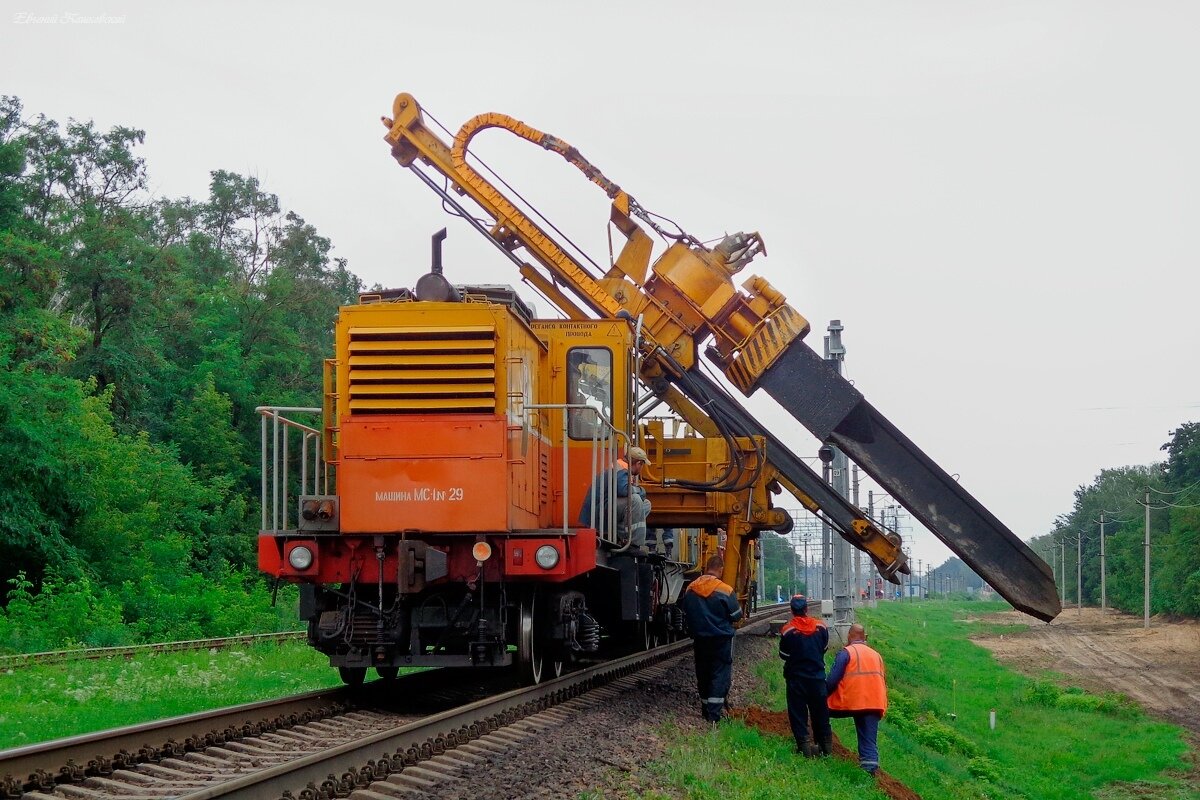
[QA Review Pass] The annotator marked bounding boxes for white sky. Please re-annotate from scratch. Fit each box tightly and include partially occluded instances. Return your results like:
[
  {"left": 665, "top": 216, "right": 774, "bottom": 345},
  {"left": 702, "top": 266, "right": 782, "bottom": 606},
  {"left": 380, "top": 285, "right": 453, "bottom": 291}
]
[{"left": 4, "top": 1, "right": 1198, "bottom": 573}]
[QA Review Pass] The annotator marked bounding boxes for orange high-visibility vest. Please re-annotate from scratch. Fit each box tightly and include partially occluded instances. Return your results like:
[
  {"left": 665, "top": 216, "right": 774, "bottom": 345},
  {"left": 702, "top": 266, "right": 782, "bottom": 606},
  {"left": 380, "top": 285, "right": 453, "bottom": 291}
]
[{"left": 827, "top": 642, "right": 888, "bottom": 715}]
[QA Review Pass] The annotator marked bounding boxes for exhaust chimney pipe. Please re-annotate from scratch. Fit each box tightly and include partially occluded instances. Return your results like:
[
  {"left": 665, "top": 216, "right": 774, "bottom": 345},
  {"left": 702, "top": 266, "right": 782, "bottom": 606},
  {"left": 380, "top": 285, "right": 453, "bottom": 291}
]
[
  {"left": 415, "top": 228, "right": 461, "bottom": 301},
  {"left": 431, "top": 227, "right": 447, "bottom": 275}
]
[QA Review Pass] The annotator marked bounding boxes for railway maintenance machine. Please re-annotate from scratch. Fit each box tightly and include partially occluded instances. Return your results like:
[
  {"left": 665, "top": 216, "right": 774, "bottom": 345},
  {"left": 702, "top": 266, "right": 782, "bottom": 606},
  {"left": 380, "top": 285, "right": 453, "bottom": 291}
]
[{"left": 257, "top": 93, "right": 1061, "bottom": 685}]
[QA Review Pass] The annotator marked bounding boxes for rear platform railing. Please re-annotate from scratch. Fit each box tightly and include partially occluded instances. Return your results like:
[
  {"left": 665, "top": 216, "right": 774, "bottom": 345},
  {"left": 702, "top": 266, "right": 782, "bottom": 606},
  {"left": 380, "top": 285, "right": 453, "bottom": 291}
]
[{"left": 258, "top": 406, "right": 325, "bottom": 534}]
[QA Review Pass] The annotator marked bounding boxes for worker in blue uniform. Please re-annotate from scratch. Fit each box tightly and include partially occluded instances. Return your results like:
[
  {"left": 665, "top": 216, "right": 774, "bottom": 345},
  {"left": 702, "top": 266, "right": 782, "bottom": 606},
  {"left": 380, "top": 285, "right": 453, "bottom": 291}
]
[
  {"left": 578, "top": 446, "right": 651, "bottom": 555},
  {"left": 779, "top": 594, "right": 832, "bottom": 756},
  {"left": 681, "top": 554, "right": 743, "bottom": 722}
]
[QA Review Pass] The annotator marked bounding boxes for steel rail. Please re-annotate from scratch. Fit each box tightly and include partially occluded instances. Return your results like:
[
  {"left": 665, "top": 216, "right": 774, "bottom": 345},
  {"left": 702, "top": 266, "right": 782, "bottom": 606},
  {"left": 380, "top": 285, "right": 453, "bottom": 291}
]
[
  {"left": 2, "top": 605, "right": 786, "bottom": 800},
  {"left": 181, "top": 604, "right": 787, "bottom": 800},
  {"left": 0, "top": 686, "right": 356, "bottom": 797},
  {"left": 0, "top": 633, "right": 306, "bottom": 670}
]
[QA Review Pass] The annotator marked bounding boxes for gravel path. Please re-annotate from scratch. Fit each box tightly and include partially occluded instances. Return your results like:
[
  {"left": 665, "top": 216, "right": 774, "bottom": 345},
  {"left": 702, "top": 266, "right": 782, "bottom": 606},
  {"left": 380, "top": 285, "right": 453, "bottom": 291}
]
[{"left": 399, "top": 630, "right": 779, "bottom": 799}]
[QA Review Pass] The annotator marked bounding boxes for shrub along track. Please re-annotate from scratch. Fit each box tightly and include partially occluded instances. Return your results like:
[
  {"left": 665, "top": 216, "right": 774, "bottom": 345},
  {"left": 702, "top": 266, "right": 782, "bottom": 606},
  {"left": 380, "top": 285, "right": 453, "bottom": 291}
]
[{"left": 1, "top": 605, "right": 787, "bottom": 800}]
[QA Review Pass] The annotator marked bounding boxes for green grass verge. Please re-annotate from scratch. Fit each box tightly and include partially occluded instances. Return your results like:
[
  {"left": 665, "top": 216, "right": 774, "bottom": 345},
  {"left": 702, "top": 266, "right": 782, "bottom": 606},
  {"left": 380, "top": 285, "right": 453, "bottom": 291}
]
[
  {"left": 635, "top": 723, "right": 892, "bottom": 800},
  {"left": 0, "top": 641, "right": 343, "bottom": 749},
  {"left": 862, "top": 601, "right": 1191, "bottom": 799},
  {"left": 632, "top": 601, "right": 1193, "bottom": 800}
]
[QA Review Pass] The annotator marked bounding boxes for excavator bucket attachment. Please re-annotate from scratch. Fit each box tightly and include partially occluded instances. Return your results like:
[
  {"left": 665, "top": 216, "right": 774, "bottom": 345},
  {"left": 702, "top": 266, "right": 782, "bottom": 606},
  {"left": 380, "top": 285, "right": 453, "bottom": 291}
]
[{"left": 754, "top": 342, "right": 1061, "bottom": 621}]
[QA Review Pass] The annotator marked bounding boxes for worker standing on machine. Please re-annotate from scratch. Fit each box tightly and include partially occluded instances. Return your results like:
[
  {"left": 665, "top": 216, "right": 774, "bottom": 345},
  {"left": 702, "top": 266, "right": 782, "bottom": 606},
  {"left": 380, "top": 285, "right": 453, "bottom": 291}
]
[
  {"left": 578, "top": 446, "right": 651, "bottom": 555},
  {"left": 779, "top": 594, "right": 832, "bottom": 756},
  {"left": 681, "top": 554, "right": 743, "bottom": 722}
]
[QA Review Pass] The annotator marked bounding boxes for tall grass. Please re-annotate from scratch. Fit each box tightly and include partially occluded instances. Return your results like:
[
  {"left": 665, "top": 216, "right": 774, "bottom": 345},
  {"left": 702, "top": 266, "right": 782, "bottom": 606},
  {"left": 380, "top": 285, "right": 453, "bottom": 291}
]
[{"left": 0, "top": 641, "right": 340, "bottom": 748}]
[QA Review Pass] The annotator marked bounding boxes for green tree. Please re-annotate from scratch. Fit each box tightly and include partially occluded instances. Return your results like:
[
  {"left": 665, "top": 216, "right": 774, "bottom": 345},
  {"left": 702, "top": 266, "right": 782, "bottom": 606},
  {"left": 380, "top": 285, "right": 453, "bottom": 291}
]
[
  {"left": 0, "top": 98, "right": 361, "bottom": 646},
  {"left": 1155, "top": 423, "right": 1200, "bottom": 614}
]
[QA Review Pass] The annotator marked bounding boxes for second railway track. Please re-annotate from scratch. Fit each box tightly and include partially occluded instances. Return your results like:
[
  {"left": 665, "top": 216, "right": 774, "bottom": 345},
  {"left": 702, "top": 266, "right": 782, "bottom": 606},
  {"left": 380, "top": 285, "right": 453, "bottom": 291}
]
[{"left": 2, "top": 605, "right": 785, "bottom": 800}]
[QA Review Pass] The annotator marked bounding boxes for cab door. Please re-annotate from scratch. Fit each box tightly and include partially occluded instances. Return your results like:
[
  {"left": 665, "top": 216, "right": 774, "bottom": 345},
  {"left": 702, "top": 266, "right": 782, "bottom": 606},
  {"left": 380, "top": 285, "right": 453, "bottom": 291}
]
[{"left": 531, "top": 320, "right": 634, "bottom": 529}]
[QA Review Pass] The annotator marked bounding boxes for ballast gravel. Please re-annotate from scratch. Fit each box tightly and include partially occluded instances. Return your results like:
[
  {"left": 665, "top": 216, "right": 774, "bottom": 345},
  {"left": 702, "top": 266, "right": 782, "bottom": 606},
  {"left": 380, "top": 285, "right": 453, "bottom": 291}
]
[{"left": 407, "top": 630, "right": 779, "bottom": 800}]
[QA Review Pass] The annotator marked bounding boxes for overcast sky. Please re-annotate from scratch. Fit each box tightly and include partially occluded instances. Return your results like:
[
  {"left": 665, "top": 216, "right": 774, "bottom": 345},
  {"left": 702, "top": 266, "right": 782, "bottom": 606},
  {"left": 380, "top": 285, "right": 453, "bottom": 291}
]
[{"left": 4, "top": 1, "right": 1197, "bottom": 576}]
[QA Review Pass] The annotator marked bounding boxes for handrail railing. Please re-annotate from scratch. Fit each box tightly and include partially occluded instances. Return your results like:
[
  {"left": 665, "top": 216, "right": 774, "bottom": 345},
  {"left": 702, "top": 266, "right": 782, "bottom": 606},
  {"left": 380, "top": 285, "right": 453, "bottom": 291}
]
[
  {"left": 257, "top": 406, "right": 325, "bottom": 534},
  {"left": 525, "top": 404, "right": 630, "bottom": 547}
]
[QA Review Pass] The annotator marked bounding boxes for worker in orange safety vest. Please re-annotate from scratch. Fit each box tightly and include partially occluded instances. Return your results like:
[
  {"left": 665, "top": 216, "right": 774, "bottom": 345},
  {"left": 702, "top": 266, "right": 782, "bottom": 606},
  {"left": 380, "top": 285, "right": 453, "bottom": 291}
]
[{"left": 826, "top": 623, "right": 888, "bottom": 775}]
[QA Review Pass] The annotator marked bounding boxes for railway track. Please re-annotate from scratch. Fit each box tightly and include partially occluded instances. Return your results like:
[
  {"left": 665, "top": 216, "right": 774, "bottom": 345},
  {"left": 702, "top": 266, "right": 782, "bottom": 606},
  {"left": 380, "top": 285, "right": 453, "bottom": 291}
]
[
  {"left": 0, "top": 634, "right": 306, "bottom": 670},
  {"left": 2, "top": 605, "right": 785, "bottom": 800}
]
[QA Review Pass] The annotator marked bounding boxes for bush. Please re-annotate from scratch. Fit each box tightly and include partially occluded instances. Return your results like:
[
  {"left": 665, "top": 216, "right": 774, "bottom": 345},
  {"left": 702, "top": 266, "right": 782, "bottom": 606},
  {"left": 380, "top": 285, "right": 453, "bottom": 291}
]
[
  {"left": 0, "top": 566, "right": 300, "bottom": 653},
  {"left": 1024, "top": 679, "right": 1062, "bottom": 707},
  {"left": 913, "top": 717, "right": 980, "bottom": 757},
  {"left": 967, "top": 755, "right": 1002, "bottom": 782},
  {"left": 1023, "top": 679, "right": 1140, "bottom": 718},
  {"left": 884, "top": 687, "right": 919, "bottom": 731},
  {"left": 0, "top": 570, "right": 131, "bottom": 652},
  {"left": 1055, "top": 691, "right": 1140, "bottom": 718},
  {"left": 1027, "top": 681, "right": 1137, "bottom": 719}
]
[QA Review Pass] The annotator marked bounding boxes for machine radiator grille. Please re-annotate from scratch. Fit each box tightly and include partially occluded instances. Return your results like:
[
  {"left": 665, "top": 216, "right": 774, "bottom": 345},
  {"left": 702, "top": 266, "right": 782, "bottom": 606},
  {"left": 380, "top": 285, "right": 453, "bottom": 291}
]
[{"left": 347, "top": 325, "right": 497, "bottom": 414}]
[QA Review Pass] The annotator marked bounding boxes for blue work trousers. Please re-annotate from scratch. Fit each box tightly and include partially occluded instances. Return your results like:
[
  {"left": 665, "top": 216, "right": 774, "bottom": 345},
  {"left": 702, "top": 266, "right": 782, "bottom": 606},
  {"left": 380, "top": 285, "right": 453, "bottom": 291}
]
[
  {"left": 831, "top": 710, "right": 882, "bottom": 773},
  {"left": 693, "top": 635, "right": 733, "bottom": 721},
  {"left": 785, "top": 674, "right": 831, "bottom": 746}
]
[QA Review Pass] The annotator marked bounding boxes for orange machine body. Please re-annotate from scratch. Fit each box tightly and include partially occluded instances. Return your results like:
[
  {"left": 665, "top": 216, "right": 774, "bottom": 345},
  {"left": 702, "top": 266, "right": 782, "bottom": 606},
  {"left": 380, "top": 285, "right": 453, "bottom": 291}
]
[{"left": 257, "top": 289, "right": 653, "bottom": 681}]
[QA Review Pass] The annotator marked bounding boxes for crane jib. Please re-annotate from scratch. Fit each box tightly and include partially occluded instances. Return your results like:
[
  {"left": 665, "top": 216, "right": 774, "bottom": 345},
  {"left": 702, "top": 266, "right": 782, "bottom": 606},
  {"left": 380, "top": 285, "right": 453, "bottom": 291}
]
[
  {"left": 753, "top": 343, "right": 1061, "bottom": 622},
  {"left": 668, "top": 368, "right": 909, "bottom": 579}
]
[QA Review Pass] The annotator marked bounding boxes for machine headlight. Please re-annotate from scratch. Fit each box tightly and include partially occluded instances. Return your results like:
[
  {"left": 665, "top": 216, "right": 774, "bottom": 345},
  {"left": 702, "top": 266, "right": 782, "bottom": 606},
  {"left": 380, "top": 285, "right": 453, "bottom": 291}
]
[
  {"left": 534, "top": 545, "right": 560, "bottom": 570},
  {"left": 472, "top": 541, "right": 493, "bottom": 562},
  {"left": 288, "top": 545, "right": 314, "bottom": 570}
]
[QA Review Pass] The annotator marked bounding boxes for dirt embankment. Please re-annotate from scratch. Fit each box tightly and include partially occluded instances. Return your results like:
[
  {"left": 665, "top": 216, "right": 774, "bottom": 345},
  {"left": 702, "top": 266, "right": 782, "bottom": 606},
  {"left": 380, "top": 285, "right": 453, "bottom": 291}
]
[{"left": 972, "top": 607, "right": 1200, "bottom": 736}]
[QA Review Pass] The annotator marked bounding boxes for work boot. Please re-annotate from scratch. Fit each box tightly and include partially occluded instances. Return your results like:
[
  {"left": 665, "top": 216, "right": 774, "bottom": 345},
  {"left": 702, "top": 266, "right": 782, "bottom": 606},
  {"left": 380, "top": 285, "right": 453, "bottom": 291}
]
[
  {"left": 818, "top": 735, "right": 833, "bottom": 757},
  {"left": 796, "top": 739, "right": 816, "bottom": 758}
]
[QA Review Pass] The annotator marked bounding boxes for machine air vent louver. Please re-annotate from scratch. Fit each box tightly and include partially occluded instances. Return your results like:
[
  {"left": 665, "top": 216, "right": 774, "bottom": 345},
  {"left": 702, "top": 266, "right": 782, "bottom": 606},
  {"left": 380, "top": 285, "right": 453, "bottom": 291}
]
[{"left": 347, "top": 325, "right": 496, "bottom": 414}]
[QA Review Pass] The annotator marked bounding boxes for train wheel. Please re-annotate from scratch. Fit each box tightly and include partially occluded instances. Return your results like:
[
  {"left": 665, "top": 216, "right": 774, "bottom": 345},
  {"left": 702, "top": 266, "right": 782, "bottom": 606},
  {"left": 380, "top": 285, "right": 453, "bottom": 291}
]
[
  {"left": 518, "top": 589, "right": 563, "bottom": 685},
  {"left": 375, "top": 666, "right": 399, "bottom": 681},
  {"left": 338, "top": 666, "right": 366, "bottom": 686},
  {"left": 642, "top": 619, "right": 660, "bottom": 650}
]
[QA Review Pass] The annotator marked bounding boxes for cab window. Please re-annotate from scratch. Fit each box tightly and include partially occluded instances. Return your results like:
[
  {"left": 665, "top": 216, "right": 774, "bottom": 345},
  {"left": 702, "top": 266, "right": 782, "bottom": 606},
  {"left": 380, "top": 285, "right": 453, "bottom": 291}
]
[{"left": 567, "top": 347, "right": 612, "bottom": 440}]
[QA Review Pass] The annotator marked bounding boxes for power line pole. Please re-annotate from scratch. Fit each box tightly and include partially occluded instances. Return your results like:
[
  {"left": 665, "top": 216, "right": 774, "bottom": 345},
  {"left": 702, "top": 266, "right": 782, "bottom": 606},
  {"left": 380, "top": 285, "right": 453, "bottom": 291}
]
[
  {"left": 867, "top": 491, "right": 875, "bottom": 606},
  {"left": 1143, "top": 488, "right": 1151, "bottom": 630},
  {"left": 824, "top": 320, "right": 853, "bottom": 632},
  {"left": 1045, "top": 546, "right": 1055, "bottom": 594},
  {"left": 1059, "top": 536, "right": 1066, "bottom": 606},
  {"left": 1099, "top": 513, "right": 1107, "bottom": 613},
  {"left": 1076, "top": 532, "right": 1083, "bottom": 617},
  {"left": 852, "top": 465, "right": 861, "bottom": 609},
  {"left": 819, "top": 447, "right": 833, "bottom": 602},
  {"left": 803, "top": 529, "right": 809, "bottom": 597},
  {"left": 788, "top": 532, "right": 796, "bottom": 597},
  {"left": 753, "top": 532, "right": 763, "bottom": 606}
]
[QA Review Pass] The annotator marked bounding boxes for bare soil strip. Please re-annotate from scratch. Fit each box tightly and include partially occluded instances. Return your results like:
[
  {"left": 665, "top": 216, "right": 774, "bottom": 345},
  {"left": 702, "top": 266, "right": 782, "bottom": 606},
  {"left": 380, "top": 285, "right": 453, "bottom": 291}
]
[{"left": 972, "top": 607, "right": 1200, "bottom": 736}]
